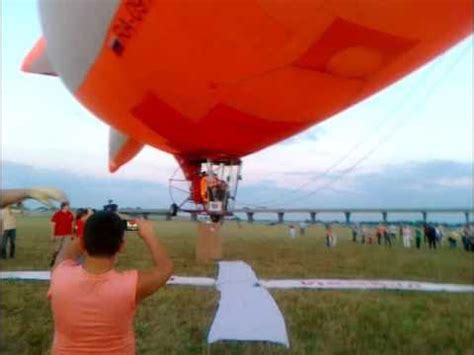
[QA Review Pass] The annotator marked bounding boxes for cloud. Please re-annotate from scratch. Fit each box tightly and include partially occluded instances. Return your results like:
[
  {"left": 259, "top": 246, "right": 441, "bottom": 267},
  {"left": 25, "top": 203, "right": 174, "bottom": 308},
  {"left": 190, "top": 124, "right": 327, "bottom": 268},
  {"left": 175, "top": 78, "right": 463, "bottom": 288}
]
[
  {"left": 1, "top": 160, "right": 472, "bottom": 214},
  {"left": 238, "top": 160, "right": 473, "bottom": 209},
  {"left": 434, "top": 177, "right": 472, "bottom": 188},
  {"left": 279, "top": 126, "right": 326, "bottom": 145},
  {"left": 1, "top": 161, "right": 170, "bottom": 209}
]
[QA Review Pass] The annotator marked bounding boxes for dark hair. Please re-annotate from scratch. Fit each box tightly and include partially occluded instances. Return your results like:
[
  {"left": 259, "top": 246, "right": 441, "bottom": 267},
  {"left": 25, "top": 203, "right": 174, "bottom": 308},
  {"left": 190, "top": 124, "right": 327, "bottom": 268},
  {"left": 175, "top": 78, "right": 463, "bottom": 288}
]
[
  {"left": 75, "top": 208, "right": 87, "bottom": 220},
  {"left": 84, "top": 211, "right": 125, "bottom": 257},
  {"left": 103, "top": 203, "right": 118, "bottom": 213},
  {"left": 60, "top": 202, "right": 69, "bottom": 209}
]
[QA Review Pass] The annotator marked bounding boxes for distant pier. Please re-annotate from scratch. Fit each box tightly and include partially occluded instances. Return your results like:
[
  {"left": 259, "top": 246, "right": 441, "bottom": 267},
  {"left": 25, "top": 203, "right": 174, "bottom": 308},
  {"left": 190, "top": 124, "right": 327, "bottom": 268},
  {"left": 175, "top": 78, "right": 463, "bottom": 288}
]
[
  {"left": 119, "top": 207, "right": 473, "bottom": 224},
  {"left": 233, "top": 208, "right": 473, "bottom": 224}
]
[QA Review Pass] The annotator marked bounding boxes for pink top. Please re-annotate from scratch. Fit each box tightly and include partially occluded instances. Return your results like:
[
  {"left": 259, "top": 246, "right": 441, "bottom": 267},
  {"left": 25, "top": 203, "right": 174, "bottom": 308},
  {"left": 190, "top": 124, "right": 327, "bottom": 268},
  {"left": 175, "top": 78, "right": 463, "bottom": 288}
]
[{"left": 48, "top": 260, "right": 138, "bottom": 355}]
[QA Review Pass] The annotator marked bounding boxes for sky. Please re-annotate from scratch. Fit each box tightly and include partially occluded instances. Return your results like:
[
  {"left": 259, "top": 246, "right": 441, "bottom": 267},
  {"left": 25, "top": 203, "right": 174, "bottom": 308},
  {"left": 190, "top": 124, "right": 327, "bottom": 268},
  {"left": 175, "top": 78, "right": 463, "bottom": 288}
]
[{"left": 1, "top": 0, "right": 473, "bottom": 213}]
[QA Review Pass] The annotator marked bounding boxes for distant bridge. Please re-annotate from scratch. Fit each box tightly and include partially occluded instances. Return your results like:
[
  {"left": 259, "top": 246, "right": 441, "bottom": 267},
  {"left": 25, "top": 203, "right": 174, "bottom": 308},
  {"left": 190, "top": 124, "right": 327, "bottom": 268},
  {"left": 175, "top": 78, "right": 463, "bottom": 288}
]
[
  {"left": 119, "top": 207, "right": 473, "bottom": 224},
  {"left": 233, "top": 208, "right": 473, "bottom": 224}
]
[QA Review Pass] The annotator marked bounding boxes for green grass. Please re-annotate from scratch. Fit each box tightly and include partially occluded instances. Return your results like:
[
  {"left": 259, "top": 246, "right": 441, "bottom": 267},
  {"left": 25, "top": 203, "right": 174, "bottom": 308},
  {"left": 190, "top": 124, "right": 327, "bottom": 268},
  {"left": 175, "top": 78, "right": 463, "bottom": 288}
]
[
  {"left": 274, "top": 291, "right": 473, "bottom": 355},
  {"left": 1, "top": 216, "right": 473, "bottom": 354}
]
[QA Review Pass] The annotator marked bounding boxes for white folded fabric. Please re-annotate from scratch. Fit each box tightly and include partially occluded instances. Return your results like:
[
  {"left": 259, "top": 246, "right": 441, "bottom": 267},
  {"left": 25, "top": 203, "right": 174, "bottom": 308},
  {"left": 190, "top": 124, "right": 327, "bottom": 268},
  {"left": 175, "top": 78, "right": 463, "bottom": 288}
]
[{"left": 208, "top": 261, "right": 289, "bottom": 347}]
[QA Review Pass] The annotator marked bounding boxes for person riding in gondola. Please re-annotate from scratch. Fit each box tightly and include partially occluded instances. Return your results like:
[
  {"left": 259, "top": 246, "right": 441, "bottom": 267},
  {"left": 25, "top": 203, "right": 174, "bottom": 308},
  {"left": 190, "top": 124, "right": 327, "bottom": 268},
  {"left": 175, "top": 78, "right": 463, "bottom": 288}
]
[
  {"left": 207, "top": 172, "right": 220, "bottom": 201},
  {"left": 200, "top": 171, "right": 209, "bottom": 203}
]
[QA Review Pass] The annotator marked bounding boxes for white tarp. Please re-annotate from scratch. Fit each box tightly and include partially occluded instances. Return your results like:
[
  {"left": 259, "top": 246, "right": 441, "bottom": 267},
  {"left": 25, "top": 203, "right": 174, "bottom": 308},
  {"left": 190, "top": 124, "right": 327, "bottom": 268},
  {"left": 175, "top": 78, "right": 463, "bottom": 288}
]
[
  {"left": 0, "top": 271, "right": 215, "bottom": 287},
  {"left": 208, "top": 261, "right": 289, "bottom": 347},
  {"left": 260, "top": 279, "right": 474, "bottom": 293}
]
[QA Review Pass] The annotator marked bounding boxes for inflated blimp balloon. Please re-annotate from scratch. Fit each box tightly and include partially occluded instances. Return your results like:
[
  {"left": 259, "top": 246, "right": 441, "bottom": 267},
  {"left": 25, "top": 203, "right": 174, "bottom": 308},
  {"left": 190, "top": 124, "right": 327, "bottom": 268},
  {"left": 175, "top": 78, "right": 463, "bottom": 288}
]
[{"left": 23, "top": 0, "right": 472, "bottom": 189}]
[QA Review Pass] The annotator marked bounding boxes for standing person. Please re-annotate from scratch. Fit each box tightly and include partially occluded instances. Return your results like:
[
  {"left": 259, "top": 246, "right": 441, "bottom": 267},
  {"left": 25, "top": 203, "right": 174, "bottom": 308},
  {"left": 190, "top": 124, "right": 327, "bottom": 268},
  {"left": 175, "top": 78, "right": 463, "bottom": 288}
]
[
  {"left": 361, "top": 225, "right": 368, "bottom": 244},
  {"left": 383, "top": 228, "right": 392, "bottom": 247},
  {"left": 73, "top": 208, "right": 90, "bottom": 264},
  {"left": 50, "top": 202, "right": 74, "bottom": 266},
  {"left": 351, "top": 224, "right": 358, "bottom": 242},
  {"left": 430, "top": 224, "right": 437, "bottom": 249},
  {"left": 325, "top": 224, "right": 332, "bottom": 247},
  {"left": 447, "top": 229, "right": 460, "bottom": 249},
  {"left": 389, "top": 224, "right": 397, "bottom": 242},
  {"left": 74, "top": 209, "right": 86, "bottom": 240},
  {"left": 103, "top": 200, "right": 118, "bottom": 213},
  {"left": 299, "top": 221, "right": 307, "bottom": 236},
  {"left": 468, "top": 225, "right": 474, "bottom": 252},
  {"left": 75, "top": 209, "right": 94, "bottom": 240},
  {"left": 1, "top": 206, "right": 17, "bottom": 259},
  {"left": 423, "top": 224, "right": 429, "bottom": 247},
  {"left": 415, "top": 227, "right": 422, "bottom": 249},
  {"left": 461, "top": 225, "right": 471, "bottom": 251},
  {"left": 49, "top": 211, "right": 173, "bottom": 354},
  {"left": 402, "top": 225, "right": 412, "bottom": 248},
  {"left": 435, "top": 225, "right": 444, "bottom": 246},
  {"left": 288, "top": 225, "right": 296, "bottom": 239},
  {"left": 376, "top": 224, "right": 385, "bottom": 245},
  {"left": 367, "top": 227, "right": 375, "bottom": 244},
  {"left": 326, "top": 224, "right": 336, "bottom": 247},
  {"left": 424, "top": 224, "right": 437, "bottom": 250}
]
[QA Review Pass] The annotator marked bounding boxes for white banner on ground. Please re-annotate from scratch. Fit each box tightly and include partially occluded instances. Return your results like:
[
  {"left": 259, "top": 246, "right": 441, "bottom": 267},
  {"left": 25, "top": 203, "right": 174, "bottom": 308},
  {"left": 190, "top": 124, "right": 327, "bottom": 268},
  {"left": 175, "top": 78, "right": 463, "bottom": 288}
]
[
  {"left": 260, "top": 279, "right": 474, "bottom": 293},
  {"left": 0, "top": 271, "right": 215, "bottom": 287},
  {"left": 2, "top": 271, "right": 472, "bottom": 293},
  {"left": 208, "top": 261, "right": 289, "bottom": 347},
  {"left": 167, "top": 276, "right": 215, "bottom": 287},
  {"left": 0, "top": 271, "right": 51, "bottom": 281}
]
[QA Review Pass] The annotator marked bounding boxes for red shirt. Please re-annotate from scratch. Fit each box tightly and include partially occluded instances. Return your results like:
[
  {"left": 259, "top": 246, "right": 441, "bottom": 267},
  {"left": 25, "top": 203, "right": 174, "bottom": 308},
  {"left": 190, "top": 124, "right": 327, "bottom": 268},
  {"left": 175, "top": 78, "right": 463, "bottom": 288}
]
[
  {"left": 52, "top": 210, "right": 74, "bottom": 237},
  {"left": 76, "top": 219, "right": 85, "bottom": 239}
]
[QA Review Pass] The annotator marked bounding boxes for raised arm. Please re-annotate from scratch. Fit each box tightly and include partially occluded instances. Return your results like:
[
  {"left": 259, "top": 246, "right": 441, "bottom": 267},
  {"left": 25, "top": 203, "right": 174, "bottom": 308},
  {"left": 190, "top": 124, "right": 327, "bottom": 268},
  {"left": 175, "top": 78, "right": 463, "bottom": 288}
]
[
  {"left": 0, "top": 189, "right": 31, "bottom": 208},
  {"left": 1, "top": 188, "right": 68, "bottom": 208},
  {"left": 135, "top": 219, "right": 173, "bottom": 303},
  {"left": 52, "top": 238, "right": 83, "bottom": 269}
]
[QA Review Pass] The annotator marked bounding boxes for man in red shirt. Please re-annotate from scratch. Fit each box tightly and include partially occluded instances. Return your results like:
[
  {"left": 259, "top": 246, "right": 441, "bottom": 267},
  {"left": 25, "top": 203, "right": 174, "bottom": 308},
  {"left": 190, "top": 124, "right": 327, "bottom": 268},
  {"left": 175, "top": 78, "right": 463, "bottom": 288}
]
[{"left": 50, "top": 202, "right": 74, "bottom": 267}]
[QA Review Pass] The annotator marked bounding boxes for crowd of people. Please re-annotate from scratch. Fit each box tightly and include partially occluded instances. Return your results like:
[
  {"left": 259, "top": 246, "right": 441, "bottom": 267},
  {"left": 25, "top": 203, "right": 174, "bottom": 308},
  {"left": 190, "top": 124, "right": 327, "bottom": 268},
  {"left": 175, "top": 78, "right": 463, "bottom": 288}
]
[{"left": 285, "top": 221, "right": 474, "bottom": 251}]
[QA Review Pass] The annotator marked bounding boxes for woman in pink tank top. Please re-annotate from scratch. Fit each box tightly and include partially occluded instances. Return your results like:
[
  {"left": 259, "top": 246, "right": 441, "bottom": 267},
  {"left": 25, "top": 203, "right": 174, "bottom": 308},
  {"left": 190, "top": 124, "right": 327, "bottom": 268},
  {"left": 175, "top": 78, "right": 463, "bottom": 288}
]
[{"left": 49, "top": 212, "right": 173, "bottom": 355}]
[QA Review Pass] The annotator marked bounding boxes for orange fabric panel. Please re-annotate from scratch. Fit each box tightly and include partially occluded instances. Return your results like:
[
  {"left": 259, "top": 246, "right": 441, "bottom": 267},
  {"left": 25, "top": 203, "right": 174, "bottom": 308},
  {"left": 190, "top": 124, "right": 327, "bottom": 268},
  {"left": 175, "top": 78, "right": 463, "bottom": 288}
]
[
  {"left": 220, "top": 66, "right": 363, "bottom": 124},
  {"left": 294, "top": 18, "right": 418, "bottom": 79},
  {"left": 131, "top": 92, "right": 304, "bottom": 159}
]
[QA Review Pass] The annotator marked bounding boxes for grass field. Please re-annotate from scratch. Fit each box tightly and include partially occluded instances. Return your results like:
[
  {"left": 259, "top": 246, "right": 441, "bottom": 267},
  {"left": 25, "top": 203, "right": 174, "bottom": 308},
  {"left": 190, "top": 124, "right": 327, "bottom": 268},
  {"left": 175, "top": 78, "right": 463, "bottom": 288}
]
[{"left": 1, "top": 216, "right": 473, "bottom": 354}]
